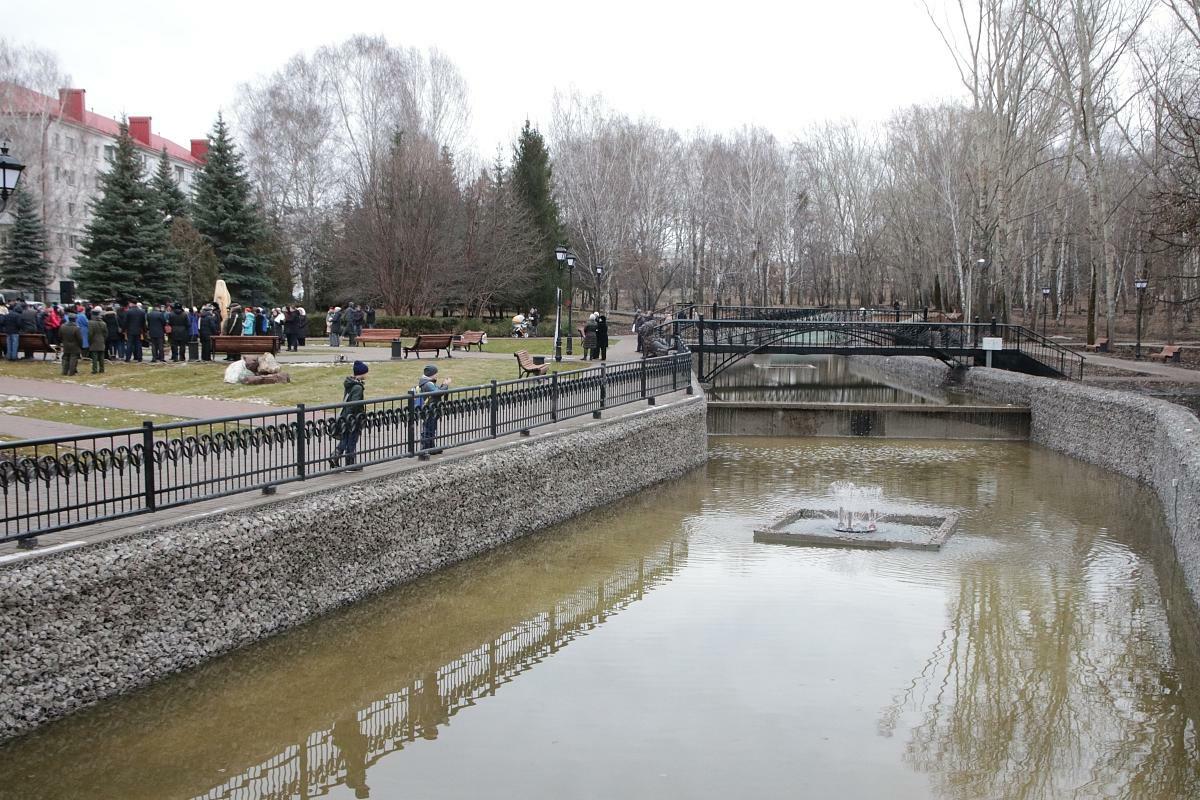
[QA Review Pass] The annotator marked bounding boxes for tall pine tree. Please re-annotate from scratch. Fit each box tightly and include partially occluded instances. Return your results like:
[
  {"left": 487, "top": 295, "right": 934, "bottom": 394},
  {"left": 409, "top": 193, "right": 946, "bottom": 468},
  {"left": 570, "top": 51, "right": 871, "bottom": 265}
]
[
  {"left": 75, "top": 123, "right": 176, "bottom": 301},
  {"left": 511, "top": 120, "right": 563, "bottom": 309},
  {"left": 0, "top": 188, "right": 51, "bottom": 293},
  {"left": 149, "top": 148, "right": 190, "bottom": 222},
  {"left": 191, "top": 114, "right": 273, "bottom": 303}
]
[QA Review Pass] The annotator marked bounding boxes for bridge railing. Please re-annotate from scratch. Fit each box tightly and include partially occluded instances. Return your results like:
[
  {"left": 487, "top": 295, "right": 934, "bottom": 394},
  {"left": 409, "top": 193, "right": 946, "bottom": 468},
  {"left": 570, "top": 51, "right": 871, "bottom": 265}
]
[
  {"left": 706, "top": 304, "right": 911, "bottom": 322},
  {"left": 681, "top": 318, "right": 1084, "bottom": 381},
  {"left": 0, "top": 353, "right": 694, "bottom": 544}
]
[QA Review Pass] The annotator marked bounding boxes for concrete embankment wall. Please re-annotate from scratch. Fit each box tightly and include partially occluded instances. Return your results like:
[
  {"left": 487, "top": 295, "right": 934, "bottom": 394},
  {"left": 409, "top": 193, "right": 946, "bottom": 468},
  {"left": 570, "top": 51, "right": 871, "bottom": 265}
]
[
  {"left": 854, "top": 355, "right": 1200, "bottom": 606},
  {"left": 0, "top": 396, "right": 707, "bottom": 742},
  {"left": 707, "top": 402, "right": 1029, "bottom": 440}
]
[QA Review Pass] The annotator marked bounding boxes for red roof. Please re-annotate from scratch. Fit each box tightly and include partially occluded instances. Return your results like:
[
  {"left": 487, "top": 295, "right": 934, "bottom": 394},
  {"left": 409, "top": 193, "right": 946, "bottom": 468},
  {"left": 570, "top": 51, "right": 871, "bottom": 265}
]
[{"left": 0, "top": 81, "right": 204, "bottom": 166}]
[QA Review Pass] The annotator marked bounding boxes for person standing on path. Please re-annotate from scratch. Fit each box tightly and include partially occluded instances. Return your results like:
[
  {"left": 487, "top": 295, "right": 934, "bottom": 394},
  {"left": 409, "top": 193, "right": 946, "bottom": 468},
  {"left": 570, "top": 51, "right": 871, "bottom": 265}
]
[
  {"left": 103, "top": 305, "right": 120, "bottom": 360},
  {"left": 59, "top": 313, "right": 83, "bottom": 376},
  {"left": 417, "top": 363, "right": 451, "bottom": 456},
  {"left": 332, "top": 360, "right": 369, "bottom": 471},
  {"left": 199, "top": 305, "right": 219, "bottom": 361},
  {"left": 241, "top": 305, "right": 257, "bottom": 336},
  {"left": 222, "top": 303, "right": 245, "bottom": 361},
  {"left": 596, "top": 313, "right": 609, "bottom": 361},
  {"left": 168, "top": 303, "right": 190, "bottom": 362},
  {"left": 87, "top": 310, "right": 108, "bottom": 374},
  {"left": 123, "top": 302, "right": 146, "bottom": 362},
  {"left": 146, "top": 304, "right": 167, "bottom": 363},
  {"left": 583, "top": 313, "right": 599, "bottom": 361}
]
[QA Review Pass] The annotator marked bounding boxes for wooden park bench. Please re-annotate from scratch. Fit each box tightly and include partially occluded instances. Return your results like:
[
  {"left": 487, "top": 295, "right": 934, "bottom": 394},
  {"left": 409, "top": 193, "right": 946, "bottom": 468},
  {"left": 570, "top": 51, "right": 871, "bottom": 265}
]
[
  {"left": 515, "top": 349, "right": 549, "bottom": 378},
  {"left": 355, "top": 328, "right": 403, "bottom": 345},
  {"left": 452, "top": 330, "right": 486, "bottom": 352},
  {"left": 18, "top": 333, "right": 56, "bottom": 360},
  {"left": 211, "top": 335, "right": 280, "bottom": 356},
  {"left": 402, "top": 333, "right": 454, "bottom": 359},
  {"left": 942, "top": 312, "right": 963, "bottom": 322},
  {"left": 1085, "top": 337, "right": 1110, "bottom": 353},
  {"left": 1149, "top": 345, "right": 1183, "bottom": 363}
]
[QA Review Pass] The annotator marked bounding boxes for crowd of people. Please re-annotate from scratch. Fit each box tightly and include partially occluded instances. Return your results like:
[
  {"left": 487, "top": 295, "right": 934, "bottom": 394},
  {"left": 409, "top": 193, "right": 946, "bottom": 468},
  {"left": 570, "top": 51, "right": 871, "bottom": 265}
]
[
  {"left": 325, "top": 303, "right": 375, "bottom": 347},
  {"left": 0, "top": 298, "right": 314, "bottom": 365}
]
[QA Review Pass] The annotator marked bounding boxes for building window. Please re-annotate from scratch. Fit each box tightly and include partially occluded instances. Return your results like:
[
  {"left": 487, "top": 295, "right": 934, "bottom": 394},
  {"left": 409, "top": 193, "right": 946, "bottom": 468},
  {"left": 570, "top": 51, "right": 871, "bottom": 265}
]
[
  {"left": 66, "top": 136, "right": 77, "bottom": 153},
  {"left": 104, "top": 145, "right": 116, "bottom": 162},
  {"left": 175, "top": 165, "right": 186, "bottom": 183},
  {"left": 68, "top": 202, "right": 76, "bottom": 215}
]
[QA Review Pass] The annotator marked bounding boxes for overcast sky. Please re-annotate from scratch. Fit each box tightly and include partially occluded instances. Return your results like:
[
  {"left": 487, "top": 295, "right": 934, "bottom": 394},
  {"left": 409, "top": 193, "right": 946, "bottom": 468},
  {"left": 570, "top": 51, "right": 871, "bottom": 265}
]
[{"left": 11, "top": 0, "right": 968, "bottom": 155}]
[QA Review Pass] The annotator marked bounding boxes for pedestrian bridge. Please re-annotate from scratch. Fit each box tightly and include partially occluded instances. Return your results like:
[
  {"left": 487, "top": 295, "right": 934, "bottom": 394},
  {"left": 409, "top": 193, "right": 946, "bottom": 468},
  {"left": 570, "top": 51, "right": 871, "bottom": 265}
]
[{"left": 661, "top": 307, "right": 1084, "bottom": 383}]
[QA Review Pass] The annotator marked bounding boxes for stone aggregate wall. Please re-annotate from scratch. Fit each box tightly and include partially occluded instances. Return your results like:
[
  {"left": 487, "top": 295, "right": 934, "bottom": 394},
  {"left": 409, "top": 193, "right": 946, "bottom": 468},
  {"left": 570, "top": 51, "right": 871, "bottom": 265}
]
[
  {"left": 0, "top": 397, "right": 707, "bottom": 743},
  {"left": 854, "top": 355, "right": 1200, "bottom": 606}
]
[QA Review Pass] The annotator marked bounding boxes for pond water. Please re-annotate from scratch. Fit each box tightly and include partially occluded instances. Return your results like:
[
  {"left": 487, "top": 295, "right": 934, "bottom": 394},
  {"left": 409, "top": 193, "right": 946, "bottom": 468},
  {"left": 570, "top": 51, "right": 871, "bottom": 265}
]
[
  {"left": 707, "top": 356, "right": 975, "bottom": 405},
  {"left": 1, "top": 437, "right": 1198, "bottom": 800}
]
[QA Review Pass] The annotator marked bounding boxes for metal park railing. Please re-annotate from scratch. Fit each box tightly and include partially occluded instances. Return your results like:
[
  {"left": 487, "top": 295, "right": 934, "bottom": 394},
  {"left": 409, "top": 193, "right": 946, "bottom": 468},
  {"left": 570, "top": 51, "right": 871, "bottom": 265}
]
[{"left": 0, "top": 353, "right": 694, "bottom": 544}]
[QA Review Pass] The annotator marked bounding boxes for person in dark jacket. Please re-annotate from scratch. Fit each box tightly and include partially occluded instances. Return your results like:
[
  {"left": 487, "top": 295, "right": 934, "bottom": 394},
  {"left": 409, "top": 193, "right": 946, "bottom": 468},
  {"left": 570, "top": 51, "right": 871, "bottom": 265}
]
[
  {"left": 146, "top": 304, "right": 168, "bottom": 363},
  {"left": 583, "top": 313, "right": 599, "bottom": 361},
  {"left": 199, "top": 306, "right": 219, "bottom": 361},
  {"left": 1, "top": 304, "right": 20, "bottom": 360},
  {"left": 102, "top": 306, "right": 120, "bottom": 360},
  {"left": 595, "top": 313, "right": 609, "bottom": 361},
  {"left": 167, "top": 303, "right": 190, "bottom": 362},
  {"left": 123, "top": 302, "right": 146, "bottom": 362},
  {"left": 59, "top": 313, "right": 83, "bottom": 376},
  {"left": 331, "top": 360, "right": 369, "bottom": 471},
  {"left": 222, "top": 303, "right": 245, "bottom": 360},
  {"left": 87, "top": 311, "right": 108, "bottom": 374},
  {"left": 417, "top": 363, "right": 451, "bottom": 456},
  {"left": 284, "top": 306, "right": 302, "bottom": 352},
  {"left": 18, "top": 303, "right": 37, "bottom": 335}
]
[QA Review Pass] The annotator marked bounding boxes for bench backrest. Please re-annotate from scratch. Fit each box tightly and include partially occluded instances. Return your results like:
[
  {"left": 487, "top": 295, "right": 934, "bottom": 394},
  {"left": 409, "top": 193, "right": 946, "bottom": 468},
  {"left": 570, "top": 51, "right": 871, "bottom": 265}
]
[
  {"left": 414, "top": 334, "right": 453, "bottom": 346},
  {"left": 359, "top": 328, "right": 403, "bottom": 337},
  {"left": 1162, "top": 345, "right": 1181, "bottom": 355},
  {"left": 457, "top": 331, "right": 484, "bottom": 343},
  {"left": 515, "top": 349, "right": 537, "bottom": 368}
]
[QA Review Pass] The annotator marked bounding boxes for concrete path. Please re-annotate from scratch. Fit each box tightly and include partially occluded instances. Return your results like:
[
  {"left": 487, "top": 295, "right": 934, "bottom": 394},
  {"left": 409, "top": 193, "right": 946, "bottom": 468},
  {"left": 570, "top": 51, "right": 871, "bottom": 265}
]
[
  {"left": 0, "top": 415, "right": 100, "bottom": 441},
  {"left": 0, "top": 377, "right": 283, "bottom": 417},
  {"left": 1083, "top": 354, "right": 1200, "bottom": 383}
]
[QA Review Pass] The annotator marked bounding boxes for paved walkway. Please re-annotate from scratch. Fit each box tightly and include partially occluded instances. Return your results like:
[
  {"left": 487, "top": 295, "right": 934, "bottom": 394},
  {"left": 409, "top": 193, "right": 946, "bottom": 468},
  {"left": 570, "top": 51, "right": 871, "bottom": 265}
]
[
  {"left": 1083, "top": 354, "right": 1200, "bottom": 383},
  {"left": 0, "top": 376, "right": 285, "bottom": 441}
]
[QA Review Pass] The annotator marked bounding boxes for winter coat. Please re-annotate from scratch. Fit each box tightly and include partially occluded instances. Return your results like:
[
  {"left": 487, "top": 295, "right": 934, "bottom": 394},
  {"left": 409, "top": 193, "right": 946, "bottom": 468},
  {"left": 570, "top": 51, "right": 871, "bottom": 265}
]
[
  {"left": 223, "top": 310, "right": 244, "bottom": 336},
  {"left": 596, "top": 316, "right": 609, "bottom": 349},
  {"left": 284, "top": 310, "right": 302, "bottom": 336},
  {"left": 416, "top": 374, "right": 446, "bottom": 409},
  {"left": 124, "top": 306, "right": 146, "bottom": 336},
  {"left": 146, "top": 310, "right": 167, "bottom": 339},
  {"left": 87, "top": 318, "right": 108, "bottom": 352},
  {"left": 0, "top": 310, "right": 18, "bottom": 335},
  {"left": 340, "top": 376, "right": 366, "bottom": 418},
  {"left": 242, "top": 312, "right": 256, "bottom": 336},
  {"left": 168, "top": 311, "right": 190, "bottom": 343},
  {"left": 200, "top": 312, "right": 220, "bottom": 337},
  {"left": 59, "top": 321, "right": 83, "bottom": 355},
  {"left": 19, "top": 308, "right": 37, "bottom": 333},
  {"left": 79, "top": 316, "right": 90, "bottom": 349},
  {"left": 103, "top": 310, "right": 121, "bottom": 342},
  {"left": 583, "top": 320, "right": 598, "bottom": 349},
  {"left": 329, "top": 311, "right": 344, "bottom": 335},
  {"left": 189, "top": 312, "right": 200, "bottom": 337}
]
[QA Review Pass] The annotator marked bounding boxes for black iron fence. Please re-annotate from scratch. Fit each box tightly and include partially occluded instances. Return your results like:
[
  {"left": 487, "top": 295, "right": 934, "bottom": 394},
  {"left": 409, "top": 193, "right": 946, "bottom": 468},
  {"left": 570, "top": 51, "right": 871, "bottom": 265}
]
[{"left": 0, "top": 354, "right": 694, "bottom": 544}]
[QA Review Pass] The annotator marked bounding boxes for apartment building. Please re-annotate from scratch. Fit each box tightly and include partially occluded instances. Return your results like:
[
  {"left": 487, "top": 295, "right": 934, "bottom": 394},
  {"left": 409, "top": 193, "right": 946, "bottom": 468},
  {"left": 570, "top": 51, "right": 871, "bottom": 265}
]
[{"left": 0, "top": 83, "right": 208, "bottom": 293}]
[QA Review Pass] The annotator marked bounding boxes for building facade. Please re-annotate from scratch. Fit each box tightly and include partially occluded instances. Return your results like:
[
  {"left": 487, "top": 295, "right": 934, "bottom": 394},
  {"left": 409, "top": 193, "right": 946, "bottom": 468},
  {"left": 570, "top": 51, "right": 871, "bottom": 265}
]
[{"left": 0, "top": 83, "right": 207, "bottom": 298}]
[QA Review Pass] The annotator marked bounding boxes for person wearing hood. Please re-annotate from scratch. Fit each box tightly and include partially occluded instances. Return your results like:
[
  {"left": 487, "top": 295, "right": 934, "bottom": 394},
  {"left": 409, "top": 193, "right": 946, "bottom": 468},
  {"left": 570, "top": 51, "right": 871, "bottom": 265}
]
[
  {"left": 59, "top": 312, "right": 83, "bottom": 376},
  {"left": 331, "top": 360, "right": 369, "bottom": 471},
  {"left": 417, "top": 363, "right": 451, "bottom": 457},
  {"left": 199, "top": 305, "right": 220, "bottom": 361},
  {"left": 242, "top": 305, "right": 257, "bottom": 336}
]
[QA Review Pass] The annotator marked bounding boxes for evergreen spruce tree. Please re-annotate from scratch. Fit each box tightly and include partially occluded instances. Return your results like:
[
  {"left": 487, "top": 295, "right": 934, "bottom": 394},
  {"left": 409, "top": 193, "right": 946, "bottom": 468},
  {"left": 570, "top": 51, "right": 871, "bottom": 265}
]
[
  {"left": 0, "top": 188, "right": 51, "bottom": 293},
  {"left": 75, "top": 124, "right": 176, "bottom": 301},
  {"left": 511, "top": 120, "right": 563, "bottom": 309},
  {"left": 191, "top": 114, "right": 273, "bottom": 303},
  {"left": 149, "top": 147, "right": 190, "bottom": 222}
]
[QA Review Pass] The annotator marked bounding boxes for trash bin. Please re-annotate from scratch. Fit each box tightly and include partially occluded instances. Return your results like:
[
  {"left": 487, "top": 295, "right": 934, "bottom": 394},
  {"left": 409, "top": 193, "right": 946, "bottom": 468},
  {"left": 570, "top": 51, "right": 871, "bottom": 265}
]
[
  {"left": 390, "top": 339, "right": 405, "bottom": 360},
  {"left": 532, "top": 355, "right": 546, "bottom": 365},
  {"left": 188, "top": 340, "right": 199, "bottom": 361}
]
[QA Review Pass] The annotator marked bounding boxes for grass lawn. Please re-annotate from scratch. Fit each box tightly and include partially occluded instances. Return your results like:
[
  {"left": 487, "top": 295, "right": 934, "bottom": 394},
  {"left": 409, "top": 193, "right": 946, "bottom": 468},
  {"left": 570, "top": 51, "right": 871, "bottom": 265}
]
[
  {"left": 0, "top": 357, "right": 589, "bottom": 407},
  {"left": 0, "top": 396, "right": 184, "bottom": 430}
]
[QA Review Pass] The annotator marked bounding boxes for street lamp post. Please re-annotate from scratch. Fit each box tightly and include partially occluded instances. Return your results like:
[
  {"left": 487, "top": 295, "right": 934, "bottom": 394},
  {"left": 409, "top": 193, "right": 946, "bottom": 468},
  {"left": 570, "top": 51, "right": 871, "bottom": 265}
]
[
  {"left": 1041, "top": 286, "right": 1051, "bottom": 337},
  {"left": 0, "top": 140, "right": 27, "bottom": 214},
  {"left": 554, "top": 245, "right": 567, "bottom": 362},
  {"left": 1135, "top": 277, "right": 1148, "bottom": 360},
  {"left": 565, "top": 253, "right": 576, "bottom": 356}
]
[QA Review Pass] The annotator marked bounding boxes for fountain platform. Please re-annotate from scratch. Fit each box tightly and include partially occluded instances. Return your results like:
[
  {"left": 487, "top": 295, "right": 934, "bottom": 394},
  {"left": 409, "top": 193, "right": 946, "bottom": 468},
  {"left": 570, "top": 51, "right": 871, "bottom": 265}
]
[{"left": 754, "top": 508, "right": 959, "bottom": 551}]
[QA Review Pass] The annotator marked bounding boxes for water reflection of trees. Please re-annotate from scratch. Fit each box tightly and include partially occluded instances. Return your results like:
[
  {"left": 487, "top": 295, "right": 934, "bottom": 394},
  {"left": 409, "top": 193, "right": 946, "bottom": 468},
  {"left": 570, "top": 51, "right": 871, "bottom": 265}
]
[{"left": 882, "top": 551, "right": 1200, "bottom": 800}]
